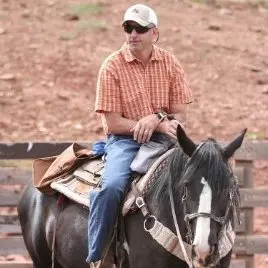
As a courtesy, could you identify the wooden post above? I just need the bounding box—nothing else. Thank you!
[235,159,254,268]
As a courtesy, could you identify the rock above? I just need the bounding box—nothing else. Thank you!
[29,44,40,49]
[19,2,27,8]
[0,28,6,35]
[60,120,72,127]
[74,123,83,130]
[37,121,48,132]
[257,79,268,85]
[47,81,54,87]
[0,74,16,81]
[171,27,180,33]
[218,8,232,16]
[261,88,268,95]
[208,25,221,31]
[36,100,46,107]
[21,10,30,18]
[63,13,80,21]
[57,91,71,101]
[47,1,56,6]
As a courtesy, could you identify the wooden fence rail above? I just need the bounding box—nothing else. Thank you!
[0,141,268,268]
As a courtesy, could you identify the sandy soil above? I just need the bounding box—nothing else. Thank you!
[0,0,267,266]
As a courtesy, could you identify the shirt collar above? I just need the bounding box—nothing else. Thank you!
[121,43,162,63]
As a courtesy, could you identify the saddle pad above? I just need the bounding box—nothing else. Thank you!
[51,148,175,214]
[51,174,93,207]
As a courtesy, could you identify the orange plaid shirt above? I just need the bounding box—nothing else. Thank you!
[95,43,193,130]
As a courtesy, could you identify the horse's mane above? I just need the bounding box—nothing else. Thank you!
[148,139,234,205]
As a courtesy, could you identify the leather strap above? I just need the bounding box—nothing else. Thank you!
[131,182,150,218]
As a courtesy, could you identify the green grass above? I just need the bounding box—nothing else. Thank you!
[191,0,268,8]
[59,31,79,40]
[77,20,108,31]
[60,3,107,40]
[59,19,108,41]
[191,0,209,3]
[257,0,268,8]
[69,3,104,17]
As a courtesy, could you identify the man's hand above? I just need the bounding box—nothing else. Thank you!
[130,114,158,143]
[157,119,182,140]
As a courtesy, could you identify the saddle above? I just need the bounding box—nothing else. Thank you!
[50,149,175,215]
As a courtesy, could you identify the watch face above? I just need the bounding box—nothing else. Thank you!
[158,112,165,120]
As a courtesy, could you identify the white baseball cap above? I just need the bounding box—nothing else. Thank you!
[123,4,158,27]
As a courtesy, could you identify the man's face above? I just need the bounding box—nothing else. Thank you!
[123,21,157,53]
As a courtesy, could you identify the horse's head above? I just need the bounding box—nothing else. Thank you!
[177,125,247,267]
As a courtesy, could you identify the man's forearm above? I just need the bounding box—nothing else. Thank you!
[104,113,137,135]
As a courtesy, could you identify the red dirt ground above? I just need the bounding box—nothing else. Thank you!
[0,0,267,266]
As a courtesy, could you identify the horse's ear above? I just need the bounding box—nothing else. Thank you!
[177,124,197,157]
[223,128,247,159]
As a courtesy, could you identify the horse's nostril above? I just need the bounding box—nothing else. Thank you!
[198,258,204,265]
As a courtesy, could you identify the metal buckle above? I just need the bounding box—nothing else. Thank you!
[135,197,145,208]
[143,215,156,232]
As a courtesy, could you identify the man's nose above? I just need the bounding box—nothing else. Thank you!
[130,29,138,36]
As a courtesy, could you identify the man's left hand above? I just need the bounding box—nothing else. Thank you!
[130,114,158,143]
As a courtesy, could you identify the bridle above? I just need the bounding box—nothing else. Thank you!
[132,143,240,267]
[182,175,240,245]
[169,143,241,265]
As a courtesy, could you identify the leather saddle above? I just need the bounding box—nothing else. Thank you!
[51,149,175,215]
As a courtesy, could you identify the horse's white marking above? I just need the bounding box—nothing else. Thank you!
[193,177,212,259]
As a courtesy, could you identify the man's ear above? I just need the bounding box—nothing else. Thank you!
[152,27,159,43]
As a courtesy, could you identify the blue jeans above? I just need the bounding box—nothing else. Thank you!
[86,135,141,263]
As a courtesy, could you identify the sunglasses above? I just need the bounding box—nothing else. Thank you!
[123,23,155,34]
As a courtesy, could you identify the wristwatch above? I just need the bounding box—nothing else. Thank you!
[155,111,175,122]
[156,111,167,121]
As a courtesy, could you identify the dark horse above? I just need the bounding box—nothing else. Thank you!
[18,125,246,268]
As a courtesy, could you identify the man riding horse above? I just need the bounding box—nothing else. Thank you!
[87,4,193,267]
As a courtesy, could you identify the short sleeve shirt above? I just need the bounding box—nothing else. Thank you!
[95,43,193,126]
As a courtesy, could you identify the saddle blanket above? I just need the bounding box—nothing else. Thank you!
[50,149,175,215]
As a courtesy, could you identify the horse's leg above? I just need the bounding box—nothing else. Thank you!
[18,184,62,268]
